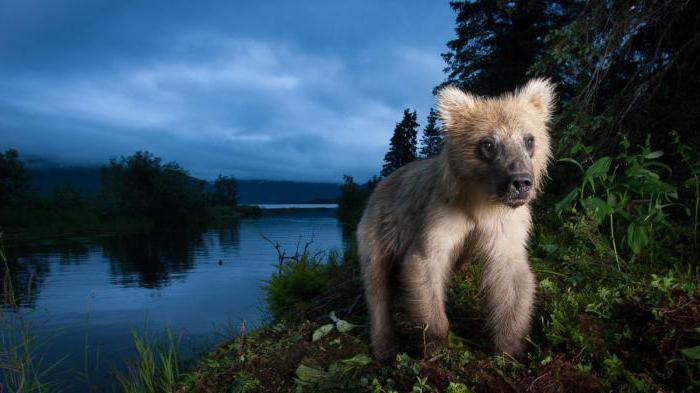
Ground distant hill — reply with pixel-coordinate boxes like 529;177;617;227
27;167;102;195
24;167;340;204
236;179;340;204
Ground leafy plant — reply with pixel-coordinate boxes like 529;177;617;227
264;248;339;320
557;136;681;267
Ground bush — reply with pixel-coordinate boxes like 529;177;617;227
264;250;340;320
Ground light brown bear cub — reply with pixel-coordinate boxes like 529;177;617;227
358;78;555;363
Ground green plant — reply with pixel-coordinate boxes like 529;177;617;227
557;136;681;267
672;130;700;247
0;235;62;392
263;246;340;320
116;328;181;393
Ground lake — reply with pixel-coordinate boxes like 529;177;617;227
1;209;345;391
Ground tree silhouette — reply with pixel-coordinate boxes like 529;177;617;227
419;108;443;158
213;175;238;206
98;151;205;219
441;0;574;95
0;149;29;207
381;109;419;177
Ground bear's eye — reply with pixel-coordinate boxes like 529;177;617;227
479;138;496;160
525;135;535;152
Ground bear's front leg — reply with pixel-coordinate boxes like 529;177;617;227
402;250;451;356
481;244;536;357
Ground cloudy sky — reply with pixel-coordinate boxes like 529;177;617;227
0;0;454;182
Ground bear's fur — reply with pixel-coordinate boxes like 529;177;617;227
358;78;555;362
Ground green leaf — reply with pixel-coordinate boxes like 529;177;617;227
338;354;372;367
682;346;700;360
295;364;327;384
645;150;663;159
312;324;335;342
329;311;359;332
556;189;579;211
448;332;465;349
627;222;650;255
585;157;612;178
582;196;607;224
336;319;359;333
557;157;584;173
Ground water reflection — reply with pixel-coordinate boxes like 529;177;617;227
1;222;247;306
101;228;207;288
2;210;345;391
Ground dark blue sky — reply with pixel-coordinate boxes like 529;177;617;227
0;0;454;182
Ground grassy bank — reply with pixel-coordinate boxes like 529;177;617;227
174;204;700;393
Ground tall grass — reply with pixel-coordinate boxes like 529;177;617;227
116;328;182;393
0;234;62;392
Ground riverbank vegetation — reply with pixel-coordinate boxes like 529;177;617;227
0;150;261;244
181;0;700;392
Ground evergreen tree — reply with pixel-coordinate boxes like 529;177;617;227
381;109;419;177
441;0;574;96
419;108;443;158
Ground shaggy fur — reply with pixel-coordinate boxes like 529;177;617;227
358;78;555;362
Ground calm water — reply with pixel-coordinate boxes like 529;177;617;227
2;209;345;391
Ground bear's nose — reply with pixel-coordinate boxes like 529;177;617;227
509;173;532;195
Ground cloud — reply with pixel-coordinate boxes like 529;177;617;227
0;1;454;182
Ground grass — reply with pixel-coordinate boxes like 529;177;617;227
0;235;63;392
116;328;182;393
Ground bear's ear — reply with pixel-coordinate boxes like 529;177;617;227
517;78;556;120
436;85;479;133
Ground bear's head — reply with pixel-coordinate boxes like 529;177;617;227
436;78;555;208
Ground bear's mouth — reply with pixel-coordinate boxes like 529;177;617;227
502;197;528;208
497;190;530;208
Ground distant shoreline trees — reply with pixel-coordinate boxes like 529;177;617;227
0;149;249;233
0;149;29;207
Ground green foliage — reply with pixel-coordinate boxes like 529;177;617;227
530;0;700;155
264;250;341;321
381;109;419;178
556;136;684;265
116;328;181;393
673;130;700;246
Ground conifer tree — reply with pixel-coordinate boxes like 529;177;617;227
381;109;418;177
419;108;443;158
441;0;573;95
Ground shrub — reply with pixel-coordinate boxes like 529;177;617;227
264;250;339;320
